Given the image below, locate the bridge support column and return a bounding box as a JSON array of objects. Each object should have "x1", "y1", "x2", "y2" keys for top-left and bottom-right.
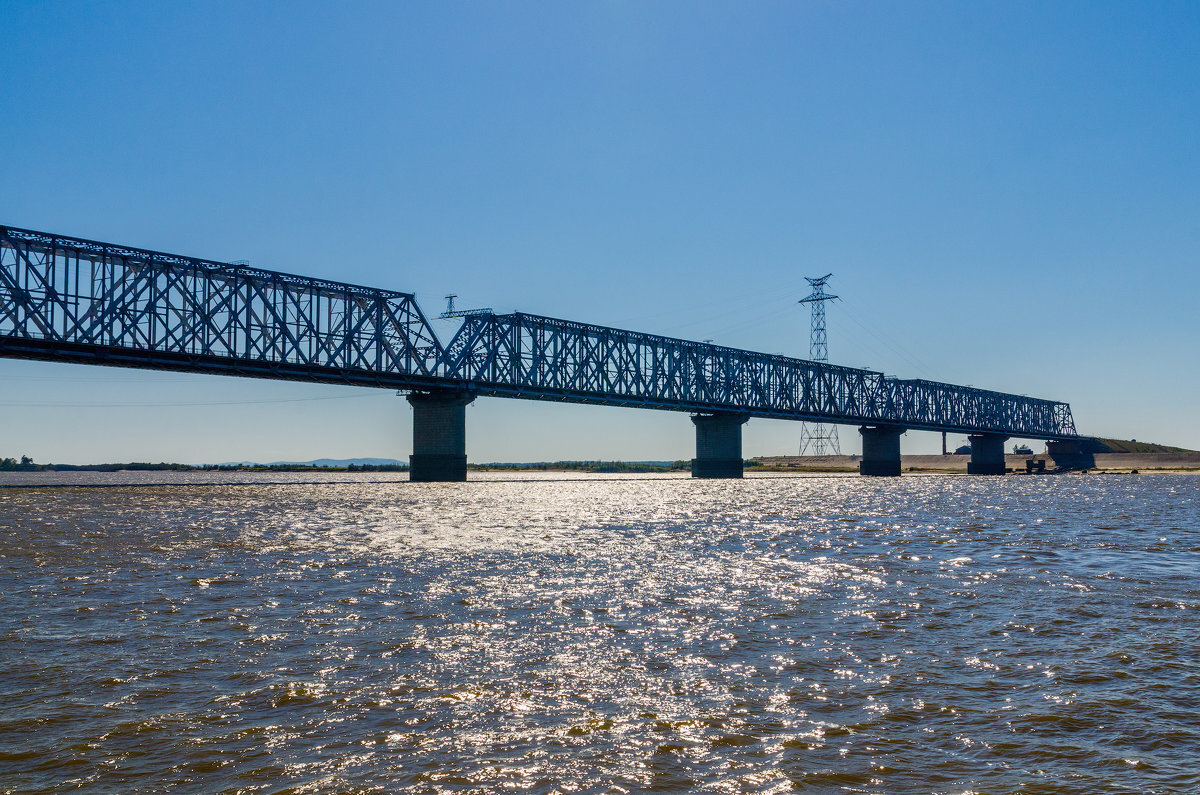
[
  {"x1": 859, "y1": 426, "x2": 904, "y2": 476},
  {"x1": 967, "y1": 434, "x2": 1008, "y2": 475},
  {"x1": 691, "y1": 413, "x2": 748, "y2": 478},
  {"x1": 1047, "y1": 439, "x2": 1095, "y2": 471},
  {"x1": 407, "y1": 390, "x2": 475, "y2": 482}
]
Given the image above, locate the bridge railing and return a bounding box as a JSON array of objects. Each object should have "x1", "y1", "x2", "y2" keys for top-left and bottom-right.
[
  {"x1": 443, "y1": 312, "x2": 1078, "y2": 439},
  {"x1": 0, "y1": 225, "x2": 445, "y2": 384}
]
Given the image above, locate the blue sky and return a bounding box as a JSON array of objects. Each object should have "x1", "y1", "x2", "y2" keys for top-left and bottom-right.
[{"x1": 2, "y1": 1, "x2": 1198, "y2": 463}]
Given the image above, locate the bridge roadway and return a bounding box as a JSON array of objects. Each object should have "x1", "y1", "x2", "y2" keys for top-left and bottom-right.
[{"x1": 0, "y1": 224, "x2": 1079, "y2": 480}]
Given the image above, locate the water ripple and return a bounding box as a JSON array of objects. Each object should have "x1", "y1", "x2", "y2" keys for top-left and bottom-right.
[{"x1": 1, "y1": 472, "x2": 1198, "y2": 792}]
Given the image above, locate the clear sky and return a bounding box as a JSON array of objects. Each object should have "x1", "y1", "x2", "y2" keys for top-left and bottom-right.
[{"x1": 2, "y1": 1, "x2": 1198, "y2": 464}]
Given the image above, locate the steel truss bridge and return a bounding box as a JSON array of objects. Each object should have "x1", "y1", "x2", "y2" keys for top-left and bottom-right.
[{"x1": 0, "y1": 224, "x2": 1077, "y2": 442}]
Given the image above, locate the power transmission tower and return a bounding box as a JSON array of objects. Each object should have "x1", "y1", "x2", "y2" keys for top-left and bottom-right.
[{"x1": 798, "y1": 274, "x2": 841, "y2": 456}]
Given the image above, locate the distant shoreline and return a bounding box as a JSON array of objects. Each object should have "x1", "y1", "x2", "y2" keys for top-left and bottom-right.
[
  {"x1": 0, "y1": 460, "x2": 691, "y2": 474},
  {"x1": 0, "y1": 462, "x2": 410, "y2": 473},
  {"x1": 4, "y1": 453, "x2": 1199, "y2": 475}
]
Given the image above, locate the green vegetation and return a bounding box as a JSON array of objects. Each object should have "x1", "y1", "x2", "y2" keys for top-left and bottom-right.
[
  {"x1": 2, "y1": 457, "x2": 693, "y2": 473},
  {"x1": 470, "y1": 460, "x2": 691, "y2": 473},
  {"x1": 750, "y1": 464, "x2": 859, "y2": 473},
  {"x1": 198, "y1": 463, "x2": 408, "y2": 472},
  {"x1": 32, "y1": 461, "x2": 194, "y2": 472},
  {"x1": 0, "y1": 457, "x2": 407, "y2": 472},
  {"x1": 747, "y1": 457, "x2": 858, "y2": 472},
  {"x1": 1090, "y1": 437, "x2": 1195, "y2": 454}
]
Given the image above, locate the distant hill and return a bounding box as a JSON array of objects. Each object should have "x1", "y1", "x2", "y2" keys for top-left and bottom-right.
[{"x1": 1088, "y1": 437, "x2": 1195, "y2": 454}]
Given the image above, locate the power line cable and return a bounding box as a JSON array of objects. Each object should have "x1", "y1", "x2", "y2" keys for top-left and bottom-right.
[{"x1": 831, "y1": 301, "x2": 937, "y2": 376}]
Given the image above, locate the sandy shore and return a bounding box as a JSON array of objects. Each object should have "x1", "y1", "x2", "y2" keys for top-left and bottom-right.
[{"x1": 752, "y1": 452, "x2": 1200, "y2": 473}]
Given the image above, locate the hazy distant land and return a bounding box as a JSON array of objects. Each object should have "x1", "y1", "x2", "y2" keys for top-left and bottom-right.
[{"x1": 3, "y1": 438, "x2": 1195, "y2": 474}]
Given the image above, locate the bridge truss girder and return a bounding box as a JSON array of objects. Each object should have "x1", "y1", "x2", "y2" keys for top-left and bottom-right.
[
  {"x1": 443, "y1": 312, "x2": 1078, "y2": 439},
  {"x1": 0, "y1": 225, "x2": 445, "y2": 389},
  {"x1": 0, "y1": 224, "x2": 1079, "y2": 441}
]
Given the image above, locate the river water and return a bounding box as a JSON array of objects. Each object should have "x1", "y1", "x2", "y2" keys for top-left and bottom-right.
[{"x1": 2, "y1": 472, "x2": 1198, "y2": 793}]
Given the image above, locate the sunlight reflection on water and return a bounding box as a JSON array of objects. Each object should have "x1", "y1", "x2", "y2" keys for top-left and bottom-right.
[{"x1": 2, "y1": 472, "x2": 1198, "y2": 793}]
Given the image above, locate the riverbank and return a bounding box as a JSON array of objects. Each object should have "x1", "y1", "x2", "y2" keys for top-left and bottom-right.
[{"x1": 752, "y1": 452, "x2": 1200, "y2": 473}]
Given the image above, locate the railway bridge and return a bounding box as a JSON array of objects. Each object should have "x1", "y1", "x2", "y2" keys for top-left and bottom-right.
[{"x1": 0, "y1": 225, "x2": 1079, "y2": 480}]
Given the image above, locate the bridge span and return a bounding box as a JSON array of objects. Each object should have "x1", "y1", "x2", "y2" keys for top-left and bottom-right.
[{"x1": 0, "y1": 224, "x2": 1078, "y2": 480}]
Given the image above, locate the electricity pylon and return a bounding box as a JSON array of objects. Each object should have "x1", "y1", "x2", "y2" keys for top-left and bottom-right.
[{"x1": 798, "y1": 274, "x2": 841, "y2": 456}]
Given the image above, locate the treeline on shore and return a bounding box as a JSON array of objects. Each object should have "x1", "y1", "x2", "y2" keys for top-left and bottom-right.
[
  {"x1": 471, "y1": 460, "x2": 692, "y2": 473},
  {"x1": 2, "y1": 459, "x2": 693, "y2": 473},
  {"x1": 5, "y1": 454, "x2": 793, "y2": 474},
  {"x1": 0, "y1": 457, "x2": 409, "y2": 472},
  {"x1": 3, "y1": 457, "x2": 710, "y2": 473}
]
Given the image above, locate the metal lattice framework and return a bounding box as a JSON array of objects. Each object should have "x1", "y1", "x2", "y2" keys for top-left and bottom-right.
[
  {"x1": 0, "y1": 225, "x2": 444, "y2": 389},
  {"x1": 443, "y1": 312, "x2": 1077, "y2": 439},
  {"x1": 798, "y1": 273, "x2": 841, "y2": 455},
  {"x1": 0, "y1": 224, "x2": 1078, "y2": 440}
]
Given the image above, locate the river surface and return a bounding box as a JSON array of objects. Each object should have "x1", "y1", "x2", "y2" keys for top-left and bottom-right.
[{"x1": 2, "y1": 471, "x2": 1198, "y2": 793}]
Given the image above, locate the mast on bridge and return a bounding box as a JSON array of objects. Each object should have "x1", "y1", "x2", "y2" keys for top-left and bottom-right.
[
  {"x1": 439, "y1": 294, "x2": 493, "y2": 320},
  {"x1": 798, "y1": 274, "x2": 841, "y2": 456}
]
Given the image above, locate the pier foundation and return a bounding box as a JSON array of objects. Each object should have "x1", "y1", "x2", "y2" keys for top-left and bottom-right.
[
  {"x1": 1047, "y1": 439, "x2": 1096, "y2": 471},
  {"x1": 967, "y1": 433, "x2": 1008, "y2": 475},
  {"x1": 859, "y1": 425, "x2": 904, "y2": 476},
  {"x1": 691, "y1": 413, "x2": 749, "y2": 478},
  {"x1": 407, "y1": 390, "x2": 475, "y2": 482}
]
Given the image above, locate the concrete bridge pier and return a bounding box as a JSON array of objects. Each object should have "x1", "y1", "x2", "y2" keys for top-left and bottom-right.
[
  {"x1": 1047, "y1": 439, "x2": 1095, "y2": 470},
  {"x1": 691, "y1": 413, "x2": 749, "y2": 478},
  {"x1": 407, "y1": 390, "x2": 475, "y2": 482},
  {"x1": 859, "y1": 425, "x2": 905, "y2": 476},
  {"x1": 967, "y1": 433, "x2": 1008, "y2": 475}
]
